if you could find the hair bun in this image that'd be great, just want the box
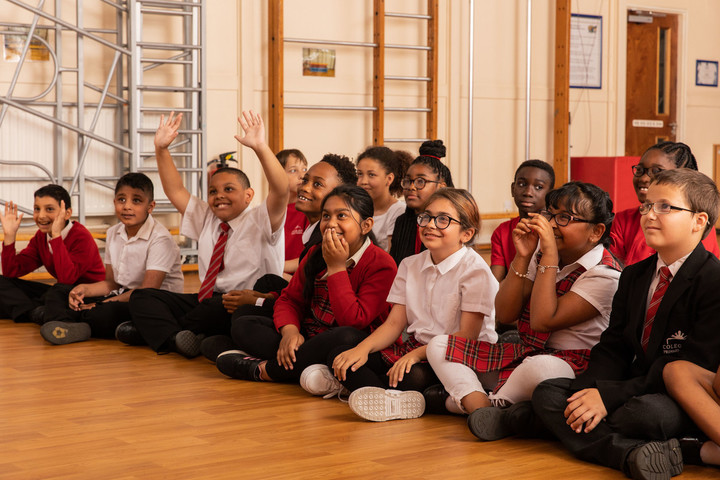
[419,139,446,159]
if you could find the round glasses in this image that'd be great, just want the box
[401,177,440,190]
[639,202,696,215]
[632,165,665,178]
[540,210,592,227]
[417,213,462,230]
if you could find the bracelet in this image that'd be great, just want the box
[537,264,560,274]
[510,261,529,278]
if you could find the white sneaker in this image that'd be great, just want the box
[300,364,346,399]
[348,386,425,422]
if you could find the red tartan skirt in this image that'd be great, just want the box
[444,335,591,392]
[380,335,424,366]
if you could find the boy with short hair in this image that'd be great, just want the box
[0,184,105,323]
[124,110,288,358]
[276,148,309,277]
[532,168,720,480]
[39,172,184,345]
[490,159,555,282]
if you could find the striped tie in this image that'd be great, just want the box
[641,266,671,352]
[198,222,230,302]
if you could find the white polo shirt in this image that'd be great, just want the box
[387,246,499,345]
[104,214,184,293]
[182,196,285,293]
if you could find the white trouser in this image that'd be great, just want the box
[426,335,576,411]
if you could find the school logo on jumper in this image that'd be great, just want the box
[663,330,687,354]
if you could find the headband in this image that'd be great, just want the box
[422,155,442,160]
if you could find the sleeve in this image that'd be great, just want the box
[460,257,499,315]
[568,266,621,320]
[325,248,397,329]
[273,248,313,331]
[256,200,283,245]
[490,222,507,267]
[386,256,409,305]
[145,230,181,273]
[1,235,42,277]
[49,228,102,284]
[180,196,210,241]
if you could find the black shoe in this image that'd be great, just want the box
[678,437,706,466]
[467,401,534,441]
[173,330,204,358]
[115,321,146,346]
[423,384,450,414]
[29,306,46,325]
[626,438,683,480]
[200,335,237,362]
[216,351,262,380]
[40,321,91,345]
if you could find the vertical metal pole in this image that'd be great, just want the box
[128,0,139,173]
[467,0,474,191]
[525,0,532,162]
[54,0,63,185]
[199,0,207,200]
[116,0,125,175]
[77,0,86,222]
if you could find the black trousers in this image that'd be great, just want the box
[532,377,700,475]
[232,314,368,382]
[0,276,52,322]
[129,288,230,351]
[43,283,129,338]
[327,344,439,393]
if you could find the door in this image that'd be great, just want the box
[625,11,678,156]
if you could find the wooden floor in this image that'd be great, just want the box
[0,276,712,479]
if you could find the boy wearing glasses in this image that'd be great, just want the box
[533,168,720,480]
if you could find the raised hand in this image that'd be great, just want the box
[154,112,183,150]
[51,200,67,239]
[234,110,266,151]
[0,201,23,242]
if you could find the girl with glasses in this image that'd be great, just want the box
[425,182,621,440]
[610,141,719,265]
[331,188,498,421]
[388,140,454,265]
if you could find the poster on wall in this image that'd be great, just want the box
[570,14,602,89]
[3,27,50,62]
[696,60,718,87]
[302,48,335,77]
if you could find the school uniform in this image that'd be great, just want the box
[43,215,183,337]
[490,216,520,272]
[129,197,284,351]
[428,244,621,409]
[284,202,308,261]
[332,246,499,392]
[372,200,406,251]
[388,206,426,265]
[533,243,720,475]
[0,221,105,322]
[233,238,397,382]
[610,207,720,265]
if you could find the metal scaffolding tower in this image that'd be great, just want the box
[0,0,206,222]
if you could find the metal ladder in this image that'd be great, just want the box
[268,0,439,152]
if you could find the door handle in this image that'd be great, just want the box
[669,122,677,136]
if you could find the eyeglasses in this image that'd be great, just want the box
[417,213,462,230]
[540,210,592,227]
[401,177,440,190]
[639,202,697,215]
[632,165,665,178]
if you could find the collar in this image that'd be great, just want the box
[119,214,155,241]
[302,221,319,244]
[558,243,604,276]
[46,220,73,243]
[347,237,371,269]
[420,245,468,275]
[655,251,692,279]
[225,206,252,232]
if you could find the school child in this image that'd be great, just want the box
[425,181,620,434]
[0,185,105,323]
[123,110,288,358]
[276,148,309,277]
[38,173,184,345]
[332,188,498,422]
[388,140,454,265]
[356,146,410,251]
[532,169,720,480]
[490,159,555,282]
[610,141,720,266]
[663,361,720,469]
[214,185,397,389]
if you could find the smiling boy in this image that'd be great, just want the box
[39,173,183,345]
[533,169,720,480]
[0,185,105,323]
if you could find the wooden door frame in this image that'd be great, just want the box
[616,4,687,155]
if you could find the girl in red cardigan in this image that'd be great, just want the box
[216,185,397,387]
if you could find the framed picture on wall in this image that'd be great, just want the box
[696,60,718,87]
[570,14,602,89]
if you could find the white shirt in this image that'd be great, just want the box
[372,200,406,251]
[387,246,499,345]
[527,244,621,351]
[47,220,74,254]
[302,221,319,245]
[104,215,184,293]
[182,196,284,293]
[646,252,691,311]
